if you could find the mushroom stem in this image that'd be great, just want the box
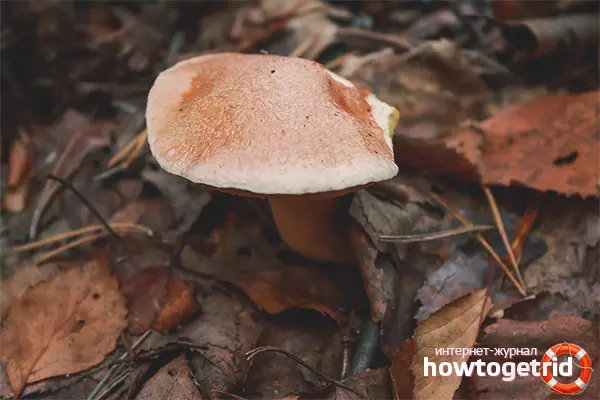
[268,196,354,263]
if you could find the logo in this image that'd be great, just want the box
[541,343,593,395]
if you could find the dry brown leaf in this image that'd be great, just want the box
[349,221,391,322]
[0,264,60,321]
[135,355,201,400]
[390,339,417,400]
[245,318,344,397]
[151,271,198,334]
[396,92,599,197]
[143,291,263,397]
[0,256,127,396]
[345,43,488,146]
[470,316,599,399]
[479,91,599,197]
[411,289,493,400]
[222,266,346,324]
[180,198,352,324]
[120,267,198,334]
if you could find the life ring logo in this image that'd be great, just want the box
[541,343,594,395]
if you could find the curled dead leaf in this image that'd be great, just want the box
[120,267,198,334]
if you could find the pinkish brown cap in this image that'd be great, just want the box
[146,53,399,195]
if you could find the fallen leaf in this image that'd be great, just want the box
[28,109,112,238]
[390,340,417,400]
[142,164,212,233]
[522,197,599,313]
[135,355,201,400]
[109,198,175,233]
[396,92,600,197]
[469,315,599,399]
[142,291,263,398]
[411,289,493,400]
[479,91,599,196]
[152,271,199,334]
[344,42,489,147]
[349,221,393,322]
[0,263,60,321]
[181,198,356,323]
[304,368,392,400]
[0,256,127,396]
[482,315,598,352]
[120,267,198,334]
[222,266,346,324]
[415,222,547,321]
[245,315,344,397]
[348,178,450,356]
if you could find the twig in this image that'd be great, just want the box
[46,174,119,237]
[379,224,495,243]
[430,192,526,296]
[246,346,365,398]
[11,223,152,253]
[350,321,379,374]
[481,185,526,290]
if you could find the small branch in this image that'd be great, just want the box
[380,224,495,243]
[350,321,379,374]
[246,346,365,399]
[46,174,119,238]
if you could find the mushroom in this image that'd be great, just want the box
[146,53,399,263]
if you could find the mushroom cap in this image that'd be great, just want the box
[146,53,399,195]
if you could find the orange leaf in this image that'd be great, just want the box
[222,266,346,323]
[479,91,599,197]
[395,91,599,197]
[151,271,198,334]
[0,257,127,397]
[390,339,417,400]
[120,267,198,335]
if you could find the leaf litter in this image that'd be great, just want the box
[1,1,599,399]
[0,255,127,397]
